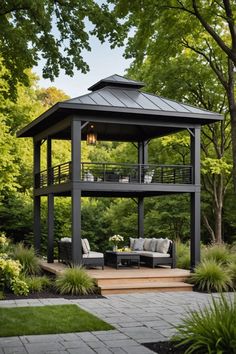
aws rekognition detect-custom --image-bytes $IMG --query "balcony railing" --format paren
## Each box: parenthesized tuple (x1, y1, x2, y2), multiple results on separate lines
(35, 161, 192, 189)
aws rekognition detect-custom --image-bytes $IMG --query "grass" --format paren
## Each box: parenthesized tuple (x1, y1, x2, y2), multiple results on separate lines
(0, 304, 114, 337)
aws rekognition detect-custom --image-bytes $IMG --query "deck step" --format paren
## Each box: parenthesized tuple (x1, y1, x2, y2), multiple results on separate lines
(100, 281, 193, 295)
(97, 275, 189, 287)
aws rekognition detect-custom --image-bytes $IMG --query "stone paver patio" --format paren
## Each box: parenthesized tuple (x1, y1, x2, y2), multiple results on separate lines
(0, 292, 233, 354)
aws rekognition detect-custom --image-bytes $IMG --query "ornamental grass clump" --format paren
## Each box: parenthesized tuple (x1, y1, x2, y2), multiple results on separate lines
(176, 240, 190, 269)
(173, 294, 236, 354)
(202, 243, 232, 265)
(189, 260, 232, 292)
(13, 243, 40, 275)
(55, 266, 95, 295)
(25, 276, 51, 293)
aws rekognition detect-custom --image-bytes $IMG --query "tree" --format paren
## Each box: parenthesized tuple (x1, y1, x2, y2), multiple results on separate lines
(0, 0, 124, 99)
(106, 0, 236, 193)
(128, 52, 233, 243)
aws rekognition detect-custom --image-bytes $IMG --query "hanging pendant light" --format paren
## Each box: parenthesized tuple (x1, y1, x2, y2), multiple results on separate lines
(86, 124, 97, 145)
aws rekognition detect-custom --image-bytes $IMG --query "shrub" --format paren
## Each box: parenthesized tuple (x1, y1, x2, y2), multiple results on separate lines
(202, 244, 232, 265)
(0, 255, 29, 295)
(55, 266, 95, 295)
(176, 240, 190, 269)
(25, 276, 51, 293)
(189, 260, 232, 292)
(0, 233, 10, 253)
(13, 243, 40, 275)
(173, 294, 236, 354)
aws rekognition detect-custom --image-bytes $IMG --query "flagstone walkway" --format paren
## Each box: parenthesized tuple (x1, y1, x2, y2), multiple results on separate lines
(0, 292, 233, 354)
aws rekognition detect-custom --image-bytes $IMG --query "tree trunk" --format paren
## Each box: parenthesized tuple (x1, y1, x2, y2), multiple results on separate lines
(214, 206, 222, 243)
(227, 59, 236, 192)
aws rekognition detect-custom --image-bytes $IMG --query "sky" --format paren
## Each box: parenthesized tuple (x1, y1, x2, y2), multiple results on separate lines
(33, 36, 132, 99)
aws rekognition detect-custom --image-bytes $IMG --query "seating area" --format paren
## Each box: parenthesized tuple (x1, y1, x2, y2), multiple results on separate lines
(129, 237, 176, 268)
(57, 237, 176, 270)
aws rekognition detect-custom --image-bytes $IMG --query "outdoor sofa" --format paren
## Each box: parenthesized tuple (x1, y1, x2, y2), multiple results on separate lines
(57, 238, 104, 269)
(129, 237, 176, 268)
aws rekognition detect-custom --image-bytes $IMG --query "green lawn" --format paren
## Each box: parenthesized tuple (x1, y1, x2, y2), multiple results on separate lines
(0, 304, 114, 337)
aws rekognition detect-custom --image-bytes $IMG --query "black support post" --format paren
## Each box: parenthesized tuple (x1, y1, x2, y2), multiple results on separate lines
(190, 127, 201, 270)
(33, 140, 41, 254)
(47, 137, 52, 185)
(47, 193, 54, 263)
(137, 140, 148, 238)
(71, 118, 82, 265)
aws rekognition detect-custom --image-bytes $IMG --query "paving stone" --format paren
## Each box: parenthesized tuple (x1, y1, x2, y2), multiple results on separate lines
(61, 339, 89, 349)
(68, 347, 96, 354)
(87, 340, 108, 349)
(110, 348, 127, 354)
(94, 348, 113, 354)
(76, 332, 98, 341)
(0, 337, 22, 346)
(59, 333, 80, 341)
(23, 334, 61, 343)
(2, 347, 27, 354)
(160, 327, 177, 338)
(24, 342, 65, 353)
(94, 333, 128, 341)
(102, 339, 138, 348)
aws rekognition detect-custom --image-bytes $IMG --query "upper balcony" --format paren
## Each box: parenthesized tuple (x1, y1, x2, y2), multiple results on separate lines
(35, 161, 192, 189)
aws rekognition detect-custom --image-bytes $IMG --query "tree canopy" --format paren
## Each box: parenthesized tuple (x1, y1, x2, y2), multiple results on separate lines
(0, 0, 125, 99)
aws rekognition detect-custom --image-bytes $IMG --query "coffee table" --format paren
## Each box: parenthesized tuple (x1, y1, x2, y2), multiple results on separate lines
(105, 251, 140, 269)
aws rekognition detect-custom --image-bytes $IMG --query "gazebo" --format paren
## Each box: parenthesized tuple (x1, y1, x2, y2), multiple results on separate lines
(17, 74, 223, 270)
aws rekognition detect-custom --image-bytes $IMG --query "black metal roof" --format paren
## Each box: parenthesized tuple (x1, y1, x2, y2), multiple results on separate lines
(17, 74, 223, 138)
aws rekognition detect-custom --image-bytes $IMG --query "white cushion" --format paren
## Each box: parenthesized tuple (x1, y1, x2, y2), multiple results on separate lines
(130, 237, 135, 249)
(133, 238, 145, 251)
(138, 251, 170, 258)
(81, 238, 90, 254)
(60, 237, 71, 242)
(148, 238, 158, 252)
(143, 238, 152, 251)
(156, 238, 170, 254)
(83, 252, 103, 259)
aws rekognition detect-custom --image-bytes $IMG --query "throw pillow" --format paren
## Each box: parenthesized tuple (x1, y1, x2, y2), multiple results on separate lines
(156, 238, 170, 254)
(149, 238, 157, 252)
(155, 238, 163, 252)
(130, 237, 135, 250)
(133, 238, 145, 251)
(143, 238, 152, 251)
(82, 238, 90, 254)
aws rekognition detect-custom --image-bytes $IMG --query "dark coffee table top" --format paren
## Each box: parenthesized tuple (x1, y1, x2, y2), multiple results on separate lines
(106, 251, 139, 256)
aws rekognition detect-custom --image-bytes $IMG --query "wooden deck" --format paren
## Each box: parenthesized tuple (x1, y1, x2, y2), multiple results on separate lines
(40, 261, 193, 295)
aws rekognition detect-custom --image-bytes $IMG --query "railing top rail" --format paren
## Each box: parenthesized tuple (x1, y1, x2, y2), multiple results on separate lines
(81, 161, 192, 168)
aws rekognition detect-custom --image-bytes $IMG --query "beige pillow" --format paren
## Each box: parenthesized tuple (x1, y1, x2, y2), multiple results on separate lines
(149, 238, 157, 252)
(143, 238, 152, 251)
(156, 238, 170, 254)
(82, 238, 90, 254)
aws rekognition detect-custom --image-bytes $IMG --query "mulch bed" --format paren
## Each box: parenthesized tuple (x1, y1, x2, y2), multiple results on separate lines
(143, 341, 187, 354)
(1, 290, 105, 301)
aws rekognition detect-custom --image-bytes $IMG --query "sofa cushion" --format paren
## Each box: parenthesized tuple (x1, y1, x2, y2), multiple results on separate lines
(138, 251, 170, 258)
(149, 238, 158, 252)
(130, 237, 135, 250)
(83, 251, 103, 259)
(133, 238, 145, 251)
(156, 238, 170, 254)
(143, 238, 152, 251)
(81, 238, 90, 254)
